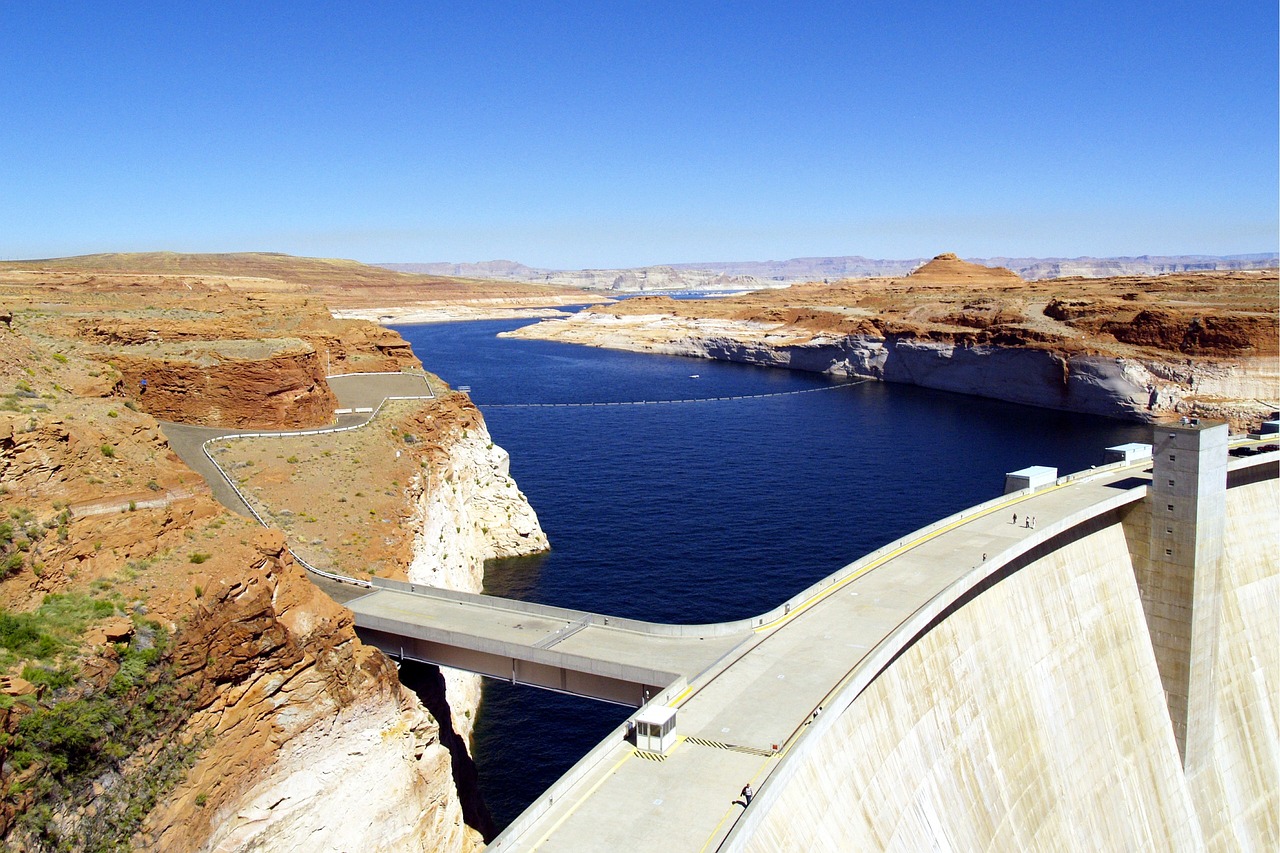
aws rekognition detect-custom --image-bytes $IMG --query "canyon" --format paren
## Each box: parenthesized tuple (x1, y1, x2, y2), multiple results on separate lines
(0, 251, 1274, 851)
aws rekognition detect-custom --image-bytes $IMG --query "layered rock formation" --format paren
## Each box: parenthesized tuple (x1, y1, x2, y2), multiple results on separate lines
(402, 402, 549, 751)
(0, 280, 548, 851)
(143, 530, 482, 853)
(504, 260, 1279, 428)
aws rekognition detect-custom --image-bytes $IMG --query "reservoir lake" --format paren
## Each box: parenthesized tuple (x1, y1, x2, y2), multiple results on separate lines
(393, 318, 1152, 831)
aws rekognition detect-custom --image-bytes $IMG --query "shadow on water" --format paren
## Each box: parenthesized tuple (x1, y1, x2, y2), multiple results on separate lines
(482, 552, 551, 600)
(469, 552, 633, 830)
(397, 661, 496, 840)
(471, 678, 630, 832)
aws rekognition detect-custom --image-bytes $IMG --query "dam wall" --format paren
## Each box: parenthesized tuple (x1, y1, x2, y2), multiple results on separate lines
(735, 466, 1277, 852)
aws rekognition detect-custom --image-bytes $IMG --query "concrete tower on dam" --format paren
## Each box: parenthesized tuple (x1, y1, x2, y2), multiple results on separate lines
(1136, 421, 1228, 763)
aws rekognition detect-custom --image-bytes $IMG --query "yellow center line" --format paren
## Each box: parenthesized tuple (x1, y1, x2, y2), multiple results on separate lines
(696, 759, 772, 853)
(529, 748, 637, 852)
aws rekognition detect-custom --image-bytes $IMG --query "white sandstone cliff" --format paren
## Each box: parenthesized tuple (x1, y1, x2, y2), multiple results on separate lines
(504, 313, 1279, 426)
(405, 419, 549, 744)
(147, 418, 547, 853)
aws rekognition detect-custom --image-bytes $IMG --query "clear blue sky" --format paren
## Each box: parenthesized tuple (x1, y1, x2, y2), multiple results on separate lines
(2, 1, 1276, 267)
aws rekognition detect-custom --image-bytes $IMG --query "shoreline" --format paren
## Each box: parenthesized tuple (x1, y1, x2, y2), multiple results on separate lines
(331, 298, 607, 326)
(498, 312, 1280, 430)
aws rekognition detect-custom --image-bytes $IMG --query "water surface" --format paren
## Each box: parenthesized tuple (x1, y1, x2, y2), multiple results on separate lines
(394, 319, 1151, 829)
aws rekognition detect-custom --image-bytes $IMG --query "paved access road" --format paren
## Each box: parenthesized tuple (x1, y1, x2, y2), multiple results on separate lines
(158, 372, 434, 517)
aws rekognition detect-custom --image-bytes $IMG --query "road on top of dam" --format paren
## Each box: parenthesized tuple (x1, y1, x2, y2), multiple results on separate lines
(488, 458, 1165, 853)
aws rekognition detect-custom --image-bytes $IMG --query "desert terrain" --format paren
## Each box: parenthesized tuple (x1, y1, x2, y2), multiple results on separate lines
(381, 251, 1278, 292)
(0, 249, 1273, 849)
(505, 254, 1280, 429)
(0, 256, 553, 850)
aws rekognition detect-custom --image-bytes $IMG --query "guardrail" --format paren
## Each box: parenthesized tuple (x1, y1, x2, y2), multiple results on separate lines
(198, 372, 434, 589)
(718, 449, 1280, 851)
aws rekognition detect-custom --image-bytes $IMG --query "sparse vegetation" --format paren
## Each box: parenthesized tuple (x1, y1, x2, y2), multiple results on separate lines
(188, 552, 210, 564)
(0, 594, 117, 669)
(4, 622, 207, 851)
(99, 444, 115, 458)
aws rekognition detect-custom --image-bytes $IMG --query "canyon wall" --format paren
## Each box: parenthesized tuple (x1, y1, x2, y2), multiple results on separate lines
(146, 408, 548, 852)
(142, 530, 484, 853)
(504, 314, 1279, 425)
(406, 415, 549, 746)
(736, 476, 1278, 852)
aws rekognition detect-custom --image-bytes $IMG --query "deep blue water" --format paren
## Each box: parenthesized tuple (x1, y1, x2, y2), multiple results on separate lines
(393, 319, 1151, 831)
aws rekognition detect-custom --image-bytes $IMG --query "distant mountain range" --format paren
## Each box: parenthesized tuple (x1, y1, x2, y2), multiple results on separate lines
(379, 253, 1278, 293)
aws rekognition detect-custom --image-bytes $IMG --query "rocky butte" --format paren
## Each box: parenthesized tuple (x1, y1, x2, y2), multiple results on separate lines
(503, 253, 1280, 429)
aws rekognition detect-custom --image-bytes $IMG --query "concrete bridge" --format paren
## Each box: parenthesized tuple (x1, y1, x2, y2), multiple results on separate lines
(348, 581, 751, 708)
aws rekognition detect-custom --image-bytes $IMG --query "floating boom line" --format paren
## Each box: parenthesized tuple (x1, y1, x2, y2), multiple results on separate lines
(480, 378, 871, 408)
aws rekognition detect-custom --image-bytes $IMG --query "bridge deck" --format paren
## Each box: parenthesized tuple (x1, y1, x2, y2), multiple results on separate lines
(348, 587, 750, 703)
(491, 461, 1159, 852)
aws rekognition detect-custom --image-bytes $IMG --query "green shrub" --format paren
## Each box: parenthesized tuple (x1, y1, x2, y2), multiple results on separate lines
(100, 444, 115, 458)
(21, 664, 76, 692)
(51, 353, 68, 364)
(188, 553, 210, 564)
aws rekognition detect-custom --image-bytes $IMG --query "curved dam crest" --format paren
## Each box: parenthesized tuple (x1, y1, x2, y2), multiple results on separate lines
(736, 470, 1278, 851)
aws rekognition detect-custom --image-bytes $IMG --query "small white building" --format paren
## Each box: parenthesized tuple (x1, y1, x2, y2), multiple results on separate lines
(1104, 442, 1153, 464)
(634, 705, 677, 754)
(1004, 466, 1058, 495)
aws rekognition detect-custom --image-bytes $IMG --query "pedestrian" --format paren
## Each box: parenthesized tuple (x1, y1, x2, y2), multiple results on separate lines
(1012, 513, 1017, 525)
(140, 376, 148, 395)
(982, 553, 987, 562)
(1025, 518, 1030, 528)
(741, 784, 753, 805)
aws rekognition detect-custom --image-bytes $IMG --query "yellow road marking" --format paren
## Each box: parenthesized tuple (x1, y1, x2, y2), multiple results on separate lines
(531, 459, 1158, 850)
(529, 749, 636, 852)
(696, 758, 773, 853)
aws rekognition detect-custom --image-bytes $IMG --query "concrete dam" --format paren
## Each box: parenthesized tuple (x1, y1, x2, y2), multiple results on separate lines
(736, 432, 1277, 852)
(460, 423, 1276, 851)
